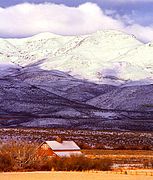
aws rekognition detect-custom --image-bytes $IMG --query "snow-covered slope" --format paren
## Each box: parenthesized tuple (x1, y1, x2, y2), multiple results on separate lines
(87, 84, 153, 111)
(1, 30, 149, 85)
(0, 30, 153, 131)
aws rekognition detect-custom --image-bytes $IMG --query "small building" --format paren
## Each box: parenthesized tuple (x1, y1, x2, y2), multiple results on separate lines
(39, 138, 82, 157)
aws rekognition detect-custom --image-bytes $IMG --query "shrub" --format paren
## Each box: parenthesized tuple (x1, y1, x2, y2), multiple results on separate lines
(0, 142, 113, 172)
(92, 158, 113, 171)
(0, 152, 13, 172)
(0, 141, 42, 171)
(48, 156, 112, 171)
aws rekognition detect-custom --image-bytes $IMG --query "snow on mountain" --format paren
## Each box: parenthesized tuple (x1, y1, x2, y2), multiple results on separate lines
(38, 31, 143, 83)
(1, 30, 148, 85)
(7, 33, 76, 66)
(1, 30, 153, 130)
(11, 68, 117, 102)
(106, 42, 153, 83)
(87, 84, 153, 111)
(0, 39, 17, 64)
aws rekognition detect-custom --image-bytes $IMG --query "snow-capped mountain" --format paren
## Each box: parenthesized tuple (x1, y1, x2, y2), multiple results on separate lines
(1, 30, 149, 85)
(0, 30, 153, 131)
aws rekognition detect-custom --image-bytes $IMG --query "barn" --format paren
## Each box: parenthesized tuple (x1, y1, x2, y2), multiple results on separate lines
(39, 138, 82, 157)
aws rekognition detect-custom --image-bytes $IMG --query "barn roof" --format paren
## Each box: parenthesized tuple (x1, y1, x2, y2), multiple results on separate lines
(46, 141, 80, 151)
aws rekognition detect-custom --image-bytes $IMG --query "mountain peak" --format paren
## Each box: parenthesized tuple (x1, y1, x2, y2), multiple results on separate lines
(30, 32, 62, 40)
(0, 30, 152, 85)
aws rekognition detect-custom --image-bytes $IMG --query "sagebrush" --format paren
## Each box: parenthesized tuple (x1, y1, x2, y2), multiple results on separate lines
(0, 141, 112, 172)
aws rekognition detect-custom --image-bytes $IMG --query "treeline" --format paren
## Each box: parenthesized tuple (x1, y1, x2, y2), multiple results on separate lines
(0, 141, 112, 172)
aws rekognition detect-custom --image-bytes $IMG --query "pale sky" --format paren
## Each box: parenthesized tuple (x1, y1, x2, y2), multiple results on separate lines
(0, 0, 153, 42)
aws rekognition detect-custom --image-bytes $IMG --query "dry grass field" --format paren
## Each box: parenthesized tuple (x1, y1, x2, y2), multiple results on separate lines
(1, 128, 153, 171)
(83, 150, 153, 168)
(0, 171, 153, 180)
(83, 149, 153, 156)
(83, 149, 153, 160)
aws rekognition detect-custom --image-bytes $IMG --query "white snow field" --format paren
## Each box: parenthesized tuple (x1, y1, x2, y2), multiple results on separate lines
(1, 30, 153, 85)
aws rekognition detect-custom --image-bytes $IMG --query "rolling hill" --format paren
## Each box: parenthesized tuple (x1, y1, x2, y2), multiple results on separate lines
(0, 30, 153, 131)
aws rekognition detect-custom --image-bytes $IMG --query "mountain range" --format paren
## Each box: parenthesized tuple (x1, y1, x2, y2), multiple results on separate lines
(0, 30, 153, 131)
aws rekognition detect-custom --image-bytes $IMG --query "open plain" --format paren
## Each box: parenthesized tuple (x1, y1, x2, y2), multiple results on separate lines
(1, 171, 153, 180)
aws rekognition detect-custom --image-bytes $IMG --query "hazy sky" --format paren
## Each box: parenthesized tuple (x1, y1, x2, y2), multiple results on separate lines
(0, 0, 153, 42)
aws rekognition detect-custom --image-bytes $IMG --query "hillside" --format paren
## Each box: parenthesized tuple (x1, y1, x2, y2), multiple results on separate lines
(0, 30, 153, 131)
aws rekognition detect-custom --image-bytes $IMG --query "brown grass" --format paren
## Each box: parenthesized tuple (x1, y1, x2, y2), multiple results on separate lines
(83, 149, 153, 169)
(0, 172, 153, 180)
(1, 142, 153, 172)
(83, 150, 153, 156)
(0, 142, 112, 172)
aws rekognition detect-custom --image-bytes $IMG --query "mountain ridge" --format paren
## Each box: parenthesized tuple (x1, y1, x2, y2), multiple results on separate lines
(0, 30, 153, 131)
(1, 30, 145, 85)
